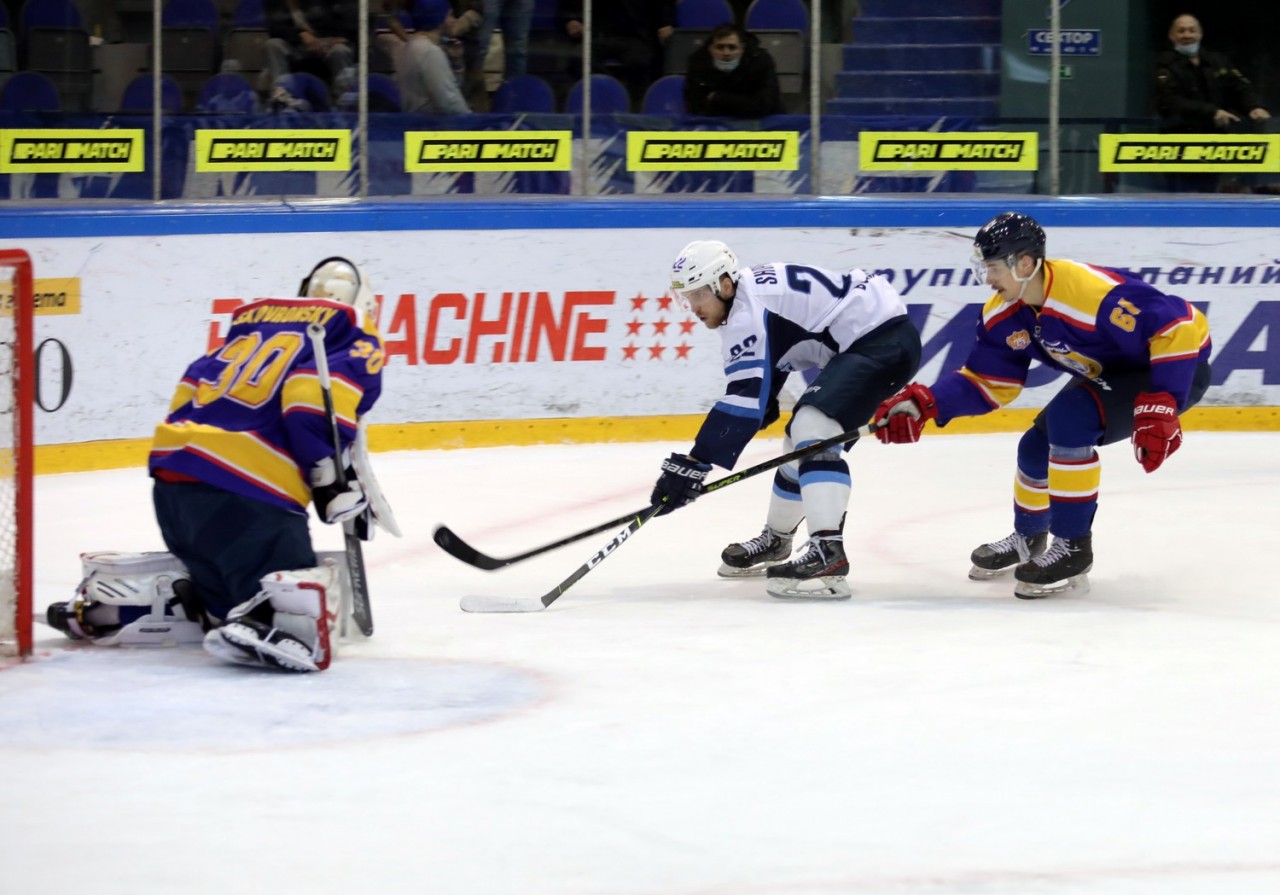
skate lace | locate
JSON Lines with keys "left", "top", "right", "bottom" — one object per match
{"left": 1030, "top": 537, "right": 1073, "bottom": 568}
{"left": 794, "top": 537, "right": 830, "bottom": 564}
{"left": 988, "top": 532, "right": 1033, "bottom": 561}
{"left": 741, "top": 527, "right": 779, "bottom": 557}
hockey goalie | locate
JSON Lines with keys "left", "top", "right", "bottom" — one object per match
{"left": 46, "top": 258, "right": 398, "bottom": 672}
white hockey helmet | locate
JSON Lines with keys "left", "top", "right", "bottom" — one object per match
{"left": 299, "top": 257, "right": 378, "bottom": 319}
{"left": 671, "top": 240, "right": 739, "bottom": 302}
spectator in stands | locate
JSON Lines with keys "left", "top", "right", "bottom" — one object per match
{"left": 558, "top": 0, "right": 676, "bottom": 111}
{"left": 684, "top": 23, "right": 782, "bottom": 118}
{"left": 1155, "top": 13, "right": 1271, "bottom": 191}
{"left": 395, "top": 0, "right": 471, "bottom": 114}
{"left": 478, "top": 0, "right": 533, "bottom": 84}
{"left": 263, "top": 0, "right": 361, "bottom": 93}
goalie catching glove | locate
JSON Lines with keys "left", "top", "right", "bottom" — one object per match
{"left": 1132, "top": 391, "right": 1182, "bottom": 473}
{"left": 310, "top": 451, "right": 372, "bottom": 536}
{"left": 650, "top": 452, "right": 711, "bottom": 515}
{"left": 873, "top": 382, "right": 939, "bottom": 444}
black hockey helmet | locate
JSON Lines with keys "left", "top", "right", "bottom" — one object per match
{"left": 974, "top": 212, "right": 1046, "bottom": 264}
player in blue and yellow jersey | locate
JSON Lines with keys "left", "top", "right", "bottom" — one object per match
{"left": 149, "top": 257, "right": 387, "bottom": 671}
{"left": 873, "top": 213, "right": 1212, "bottom": 598}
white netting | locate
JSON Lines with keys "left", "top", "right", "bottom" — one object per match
{"left": 0, "top": 256, "right": 24, "bottom": 655}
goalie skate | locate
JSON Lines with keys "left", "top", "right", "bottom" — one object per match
{"left": 1013, "top": 535, "right": 1092, "bottom": 599}
{"left": 765, "top": 535, "right": 850, "bottom": 600}
{"left": 718, "top": 526, "right": 795, "bottom": 578}
{"left": 969, "top": 531, "right": 1048, "bottom": 580}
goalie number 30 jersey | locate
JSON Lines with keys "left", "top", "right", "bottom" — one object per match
{"left": 149, "top": 297, "right": 385, "bottom": 514}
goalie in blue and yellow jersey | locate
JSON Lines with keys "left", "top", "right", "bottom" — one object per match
{"left": 148, "top": 257, "right": 389, "bottom": 671}
{"left": 872, "top": 213, "right": 1212, "bottom": 598}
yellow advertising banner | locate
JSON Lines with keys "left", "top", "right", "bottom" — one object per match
{"left": 627, "top": 132, "right": 799, "bottom": 171}
{"left": 1098, "top": 134, "right": 1280, "bottom": 172}
{"left": 859, "top": 132, "right": 1039, "bottom": 171}
{"left": 0, "top": 130, "right": 145, "bottom": 173}
{"left": 0, "top": 277, "right": 81, "bottom": 316}
{"left": 194, "top": 130, "right": 351, "bottom": 171}
{"left": 405, "top": 131, "right": 572, "bottom": 171}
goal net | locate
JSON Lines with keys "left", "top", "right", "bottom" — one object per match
{"left": 0, "top": 249, "right": 34, "bottom": 659}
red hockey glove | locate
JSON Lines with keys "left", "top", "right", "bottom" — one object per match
{"left": 1132, "top": 391, "right": 1182, "bottom": 473}
{"left": 873, "top": 383, "right": 939, "bottom": 444}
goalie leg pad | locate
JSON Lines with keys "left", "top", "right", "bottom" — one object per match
{"left": 46, "top": 551, "right": 206, "bottom": 647}
{"left": 203, "top": 560, "right": 341, "bottom": 672}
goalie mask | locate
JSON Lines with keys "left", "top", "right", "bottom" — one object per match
{"left": 299, "top": 257, "right": 378, "bottom": 319}
{"left": 671, "top": 240, "right": 740, "bottom": 308}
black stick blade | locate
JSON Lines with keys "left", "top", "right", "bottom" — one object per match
{"left": 433, "top": 525, "right": 506, "bottom": 571}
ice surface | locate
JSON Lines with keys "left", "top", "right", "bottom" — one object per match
{"left": 3, "top": 433, "right": 1279, "bottom": 895}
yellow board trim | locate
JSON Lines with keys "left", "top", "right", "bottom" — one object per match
{"left": 32, "top": 406, "right": 1280, "bottom": 476}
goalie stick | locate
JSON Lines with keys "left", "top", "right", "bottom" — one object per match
{"left": 307, "top": 323, "right": 374, "bottom": 637}
{"left": 437, "top": 421, "right": 883, "bottom": 572}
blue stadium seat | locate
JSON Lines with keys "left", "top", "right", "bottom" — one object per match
{"left": 745, "top": 0, "right": 808, "bottom": 31}
{"left": 162, "top": 0, "right": 220, "bottom": 106}
{"left": 119, "top": 73, "right": 184, "bottom": 113}
{"left": 0, "top": 69, "right": 60, "bottom": 110}
{"left": 491, "top": 74, "right": 555, "bottom": 113}
{"left": 676, "top": 0, "right": 735, "bottom": 28}
{"left": 19, "top": 0, "right": 91, "bottom": 110}
{"left": 642, "top": 74, "right": 686, "bottom": 116}
{"left": 196, "top": 72, "right": 258, "bottom": 113}
{"left": 365, "top": 73, "right": 400, "bottom": 112}
{"left": 565, "top": 74, "right": 630, "bottom": 114}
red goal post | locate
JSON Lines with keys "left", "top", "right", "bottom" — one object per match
{"left": 0, "top": 249, "right": 34, "bottom": 659}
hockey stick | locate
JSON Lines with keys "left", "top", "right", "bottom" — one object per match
{"left": 306, "top": 323, "right": 374, "bottom": 637}
{"left": 459, "top": 503, "right": 665, "bottom": 613}
{"left": 437, "top": 421, "right": 883, "bottom": 572}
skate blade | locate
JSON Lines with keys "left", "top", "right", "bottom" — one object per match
{"left": 717, "top": 561, "right": 782, "bottom": 579}
{"left": 1014, "top": 571, "right": 1091, "bottom": 599}
{"left": 765, "top": 576, "right": 851, "bottom": 601}
{"left": 968, "top": 564, "right": 1015, "bottom": 581}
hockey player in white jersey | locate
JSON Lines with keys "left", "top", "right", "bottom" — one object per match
{"left": 649, "top": 240, "right": 921, "bottom": 599}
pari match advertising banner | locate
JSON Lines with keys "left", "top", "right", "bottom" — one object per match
{"left": 11, "top": 225, "right": 1280, "bottom": 447}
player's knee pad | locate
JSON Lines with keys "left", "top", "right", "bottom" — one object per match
{"left": 46, "top": 551, "right": 207, "bottom": 647}
{"left": 789, "top": 406, "right": 844, "bottom": 462}
{"left": 207, "top": 559, "right": 341, "bottom": 672}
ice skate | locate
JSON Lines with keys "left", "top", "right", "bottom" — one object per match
{"left": 718, "top": 526, "right": 795, "bottom": 578}
{"left": 765, "top": 534, "right": 850, "bottom": 600}
{"left": 969, "top": 531, "right": 1048, "bottom": 580}
{"left": 1013, "top": 534, "right": 1092, "bottom": 598}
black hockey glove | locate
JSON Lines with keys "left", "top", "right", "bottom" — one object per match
{"left": 650, "top": 452, "right": 711, "bottom": 516}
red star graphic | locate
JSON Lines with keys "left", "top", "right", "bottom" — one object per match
{"left": 648, "top": 344, "right": 666, "bottom": 360}
{"left": 657, "top": 295, "right": 674, "bottom": 312}
{"left": 622, "top": 344, "right": 639, "bottom": 360}
{"left": 675, "top": 343, "right": 692, "bottom": 359}
{"left": 652, "top": 320, "right": 669, "bottom": 335}
{"left": 627, "top": 319, "right": 644, "bottom": 336}
{"left": 680, "top": 319, "right": 696, "bottom": 334}
{"left": 630, "top": 295, "right": 647, "bottom": 311}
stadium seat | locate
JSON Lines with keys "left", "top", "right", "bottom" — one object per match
{"left": 195, "top": 71, "right": 258, "bottom": 113}
{"left": 222, "top": 0, "right": 268, "bottom": 84}
{"left": 565, "top": 74, "right": 630, "bottom": 114}
{"left": 744, "top": 0, "right": 808, "bottom": 32}
{"left": 676, "top": 0, "right": 735, "bottom": 28}
{"left": 642, "top": 74, "right": 686, "bottom": 116}
{"left": 119, "top": 73, "right": 184, "bottom": 113}
{"left": 0, "top": 69, "right": 60, "bottom": 110}
{"left": 0, "top": 4, "right": 16, "bottom": 89}
{"left": 20, "top": 0, "right": 91, "bottom": 110}
{"left": 754, "top": 29, "right": 805, "bottom": 95}
{"left": 272, "top": 71, "right": 330, "bottom": 112}
{"left": 365, "top": 73, "right": 400, "bottom": 112}
{"left": 664, "top": 29, "right": 711, "bottom": 76}
{"left": 491, "top": 74, "right": 556, "bottom": 113}
{"left": 161, "top": 0, "right": 221, "bottom": 108}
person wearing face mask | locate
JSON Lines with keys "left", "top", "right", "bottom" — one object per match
{"left": 684, "top": 22, "right": 782, "bottom": 118}
{"left": 1155, "top": 13, "right": 1271, "bottom": 190}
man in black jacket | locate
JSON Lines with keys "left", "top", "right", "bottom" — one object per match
{"left": 1155, "top": 13, "right": 1271, "bottom": 191}
{"left": 684, "top": 23, "right": 782, "bottom": 118}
